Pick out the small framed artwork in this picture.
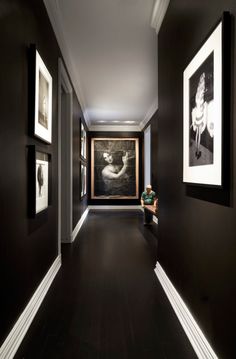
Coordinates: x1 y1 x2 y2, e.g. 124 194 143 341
91 138 139 199
29 45 53 144
81 120 86 160
28 145 52 217
183 12 230 186
80 163 87 198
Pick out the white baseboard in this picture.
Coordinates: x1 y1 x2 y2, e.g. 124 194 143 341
0 255 62 359
71 207 89 242
88 205 142 210
154 262 218 359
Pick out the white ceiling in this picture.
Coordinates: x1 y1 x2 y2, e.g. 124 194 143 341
44 0 160 130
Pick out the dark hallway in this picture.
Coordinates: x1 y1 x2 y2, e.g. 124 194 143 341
15 211 196 359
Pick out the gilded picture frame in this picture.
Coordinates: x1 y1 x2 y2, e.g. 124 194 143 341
91 138 139 199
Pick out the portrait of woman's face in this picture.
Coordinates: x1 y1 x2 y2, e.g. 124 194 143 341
104 154 113 164
195 73 206 104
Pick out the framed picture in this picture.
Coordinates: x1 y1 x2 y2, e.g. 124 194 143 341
30 45 53 144
91 138 139 199
183 12 230 186
80 163 87 198
81 121 86 160
28 145 52 217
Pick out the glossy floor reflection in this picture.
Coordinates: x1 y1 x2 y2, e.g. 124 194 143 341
15 210 197 359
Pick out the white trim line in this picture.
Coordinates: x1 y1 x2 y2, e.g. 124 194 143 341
71 208 90 242
57 59 62 254
0 255 61 359
89 125 141 132
154 262 218 359
88 205 142 210
150 0 170 34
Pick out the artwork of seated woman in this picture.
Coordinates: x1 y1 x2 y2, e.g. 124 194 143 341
191 72 208 159
191 71 217 157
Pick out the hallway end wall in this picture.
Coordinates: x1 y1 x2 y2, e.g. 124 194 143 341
88 131 143 205
157 1 236 358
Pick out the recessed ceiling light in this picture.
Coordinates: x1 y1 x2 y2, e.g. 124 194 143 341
124 121 136 124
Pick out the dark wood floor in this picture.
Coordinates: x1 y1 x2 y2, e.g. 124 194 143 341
15 210 197 359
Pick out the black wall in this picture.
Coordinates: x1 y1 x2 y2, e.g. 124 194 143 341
0 0 87 345
157 1 236 357
88 131 143 205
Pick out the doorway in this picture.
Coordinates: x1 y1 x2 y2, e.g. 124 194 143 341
58 58 73 250
144 124 151 188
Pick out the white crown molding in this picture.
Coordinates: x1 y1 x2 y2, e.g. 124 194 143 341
0 255 61 359
155 262 218 359
43 0 91 128
150 0 170 34
71 207 89 242
139 99 158 130
89 125 142 132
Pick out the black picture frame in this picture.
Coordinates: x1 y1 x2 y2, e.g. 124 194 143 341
28 145 52 217
183 12 230 187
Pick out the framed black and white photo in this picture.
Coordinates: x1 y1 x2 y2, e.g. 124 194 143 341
81 121 86 160
30 45 53 144
183 12 230 186
80 163 87 198
28 146 52 217
91 138 139 199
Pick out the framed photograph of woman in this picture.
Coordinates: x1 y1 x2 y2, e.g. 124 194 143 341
80 163 87 198
81 121 86 160
36 153 49 214
30 45 53 144
28 145 52 217
183 12 230 186
91 138 139 199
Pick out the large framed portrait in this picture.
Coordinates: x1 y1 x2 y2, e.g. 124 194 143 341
183 12 230 186
28 145 52 217
30 45 53 144
91 138 139 199
81 121 86 160
80 163 87 198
